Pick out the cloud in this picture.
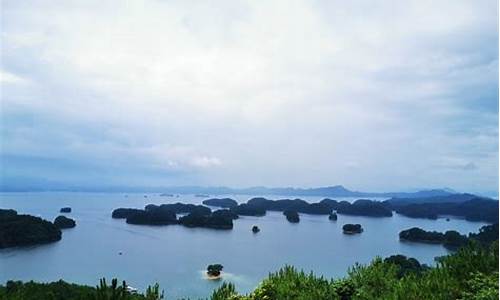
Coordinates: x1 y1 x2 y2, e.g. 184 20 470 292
190 156 222 168
0 0 498 194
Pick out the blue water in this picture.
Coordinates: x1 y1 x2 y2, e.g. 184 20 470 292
0 192 488 299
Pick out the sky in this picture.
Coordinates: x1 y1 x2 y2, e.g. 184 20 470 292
0 0 498 195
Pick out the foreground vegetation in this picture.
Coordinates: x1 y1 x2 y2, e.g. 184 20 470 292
211 239 498 299
2 224 497 299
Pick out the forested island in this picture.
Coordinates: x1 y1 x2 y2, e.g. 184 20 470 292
342 224 363 234
283 210 300 223
202 198 238 208
179 212 233 229
245 197 332 214
399 223 498 249
60 207 71 213
399 227 468 249
335 199 392 217
53 216 76 229
0 209 62 248
109 193 498 232
206 264 224 279
112 204 234 229
390 198 498 222
2 223 496 299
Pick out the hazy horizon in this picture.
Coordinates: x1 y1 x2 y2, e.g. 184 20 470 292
1 1 498 196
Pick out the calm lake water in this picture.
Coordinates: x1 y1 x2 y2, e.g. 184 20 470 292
0 192 489 299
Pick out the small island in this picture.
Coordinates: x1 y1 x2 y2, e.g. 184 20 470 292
246 198 332 215
342 224 363 234
252 225 260 233
202 198 238 208
60 207 71 213
231 204 266 216
126 209 178 225
145 203 211 215
211 209 239 220
0 209 62 248
336 200 392 217
112 208 143 219
53 215 76 229
206 264 223 280
329 212 338 221
283 210 300 223
399 227 468 249
179 211 233 230
390 198 498 223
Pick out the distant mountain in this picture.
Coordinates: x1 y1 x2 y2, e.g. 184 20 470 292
384 193 485 206
154 185 454 199
0 182 462 199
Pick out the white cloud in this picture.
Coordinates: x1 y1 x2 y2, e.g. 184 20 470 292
0 0 498 193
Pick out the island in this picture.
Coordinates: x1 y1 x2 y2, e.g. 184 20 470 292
112 208 143 219
252 225 260 233
60 207 71 213
53 215 76 229
319 198 339 210
179 211 233 230
112 205 237 229
0 209 62 248
206 264 223 279
246 198 332 215
211 209 238 220
283 210 300 223
342 224 363 234
336 200 392 217
391 198 498 223
159 193 174 197
399 227 468 249
231 204 266 216
145 203 211 216
126 209 178 225
202 198 238 208
328 212 338 221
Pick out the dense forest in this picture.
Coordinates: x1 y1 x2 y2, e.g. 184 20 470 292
390 198 498 222
399 227 469 249
0 209 61 248
203 198 238 208
2 224 497 299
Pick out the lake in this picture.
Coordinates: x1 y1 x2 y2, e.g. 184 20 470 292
0 192 488 299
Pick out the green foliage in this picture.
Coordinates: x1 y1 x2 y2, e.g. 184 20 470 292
469 223 499 246
144 283 164 300
0 279 162 300
93 278 129 300
247 265 342 299
348 258 399 299
0 280 95 300
210 282 241 300
460 272 499 300
207 264 224 276
0 210 62 248
383 254 427 278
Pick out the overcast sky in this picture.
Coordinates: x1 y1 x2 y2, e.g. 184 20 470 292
1 0 498 194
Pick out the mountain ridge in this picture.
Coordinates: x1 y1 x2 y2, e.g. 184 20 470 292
0 184 463 198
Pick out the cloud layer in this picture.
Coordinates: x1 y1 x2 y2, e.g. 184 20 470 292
1 0 498 194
